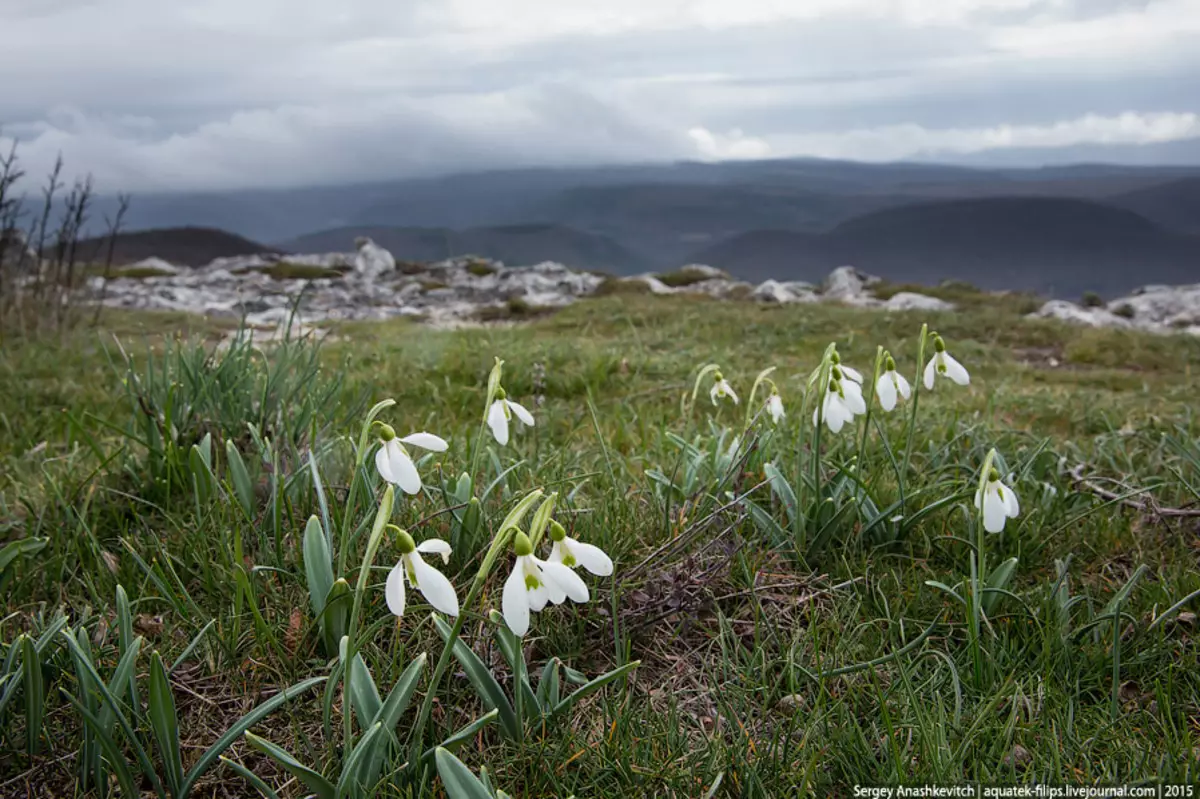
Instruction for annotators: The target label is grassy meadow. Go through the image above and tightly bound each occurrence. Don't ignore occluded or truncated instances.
[1,291,1199,796]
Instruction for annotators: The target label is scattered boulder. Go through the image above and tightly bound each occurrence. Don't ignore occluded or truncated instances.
[354,237,396,279]
[752,279,819,304]
[823,265,882,306]
[883,292,954,312]
[1030,300,1133,329]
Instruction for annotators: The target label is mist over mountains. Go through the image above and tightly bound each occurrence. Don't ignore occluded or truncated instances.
[83,157,1200,298]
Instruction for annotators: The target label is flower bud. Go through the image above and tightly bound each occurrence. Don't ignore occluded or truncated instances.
[393,527,416,554]
[513,531,533,556]
[549,520,567,542]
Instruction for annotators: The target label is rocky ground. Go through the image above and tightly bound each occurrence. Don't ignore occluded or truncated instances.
[81,240,1200,337]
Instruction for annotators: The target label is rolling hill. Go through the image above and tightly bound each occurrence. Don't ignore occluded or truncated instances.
[280,224,648,272]
[60,226,281,267]
[1108,177,1200,234]
[686,197,1200,298]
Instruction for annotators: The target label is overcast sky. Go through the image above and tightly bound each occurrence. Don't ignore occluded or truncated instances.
[2,0,1198,191]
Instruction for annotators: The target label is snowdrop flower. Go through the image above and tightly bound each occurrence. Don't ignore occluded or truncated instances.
[923,334,970,389]
[876,355,912,412]
[487,387,535,446]
[547,520,613,576]
[385,528,459,618]
[710,371,738,406]
[974,468,1020,533]
[375,424,448,495]
[502,531,589,637]
[765,389,785,424]
[836,367,868,416]
[813,380,856,433]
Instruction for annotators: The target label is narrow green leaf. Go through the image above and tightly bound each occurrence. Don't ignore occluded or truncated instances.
[170,620,215,675]
[147,652,184,796]
[432,615,519,740]
[983,557,1020,615]
[490,622,539,716]
[219,756,281,799]
[434,748,494,799]
[764,463,797,526]
[336,722,384,799]
[180,675,325,796]
[225,439,256,518]
[536,658,561,715]
[304,515,335,618]
[21,636,43,755]
[423,709,499,763]
[244,732,335,799]
[60,690,141,799]
[345,651,383,731]
[550,661,640,722]
[0,537,47,577]
[373,653,426,733]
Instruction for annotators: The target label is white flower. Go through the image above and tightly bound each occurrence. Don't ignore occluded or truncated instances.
[385,531,459,618]
[765,391,785,424]
[710,371,738,406]
[923,335,970,389]
[374,426,449,495]
[973,470,1020,533]
[838,371,867,416]
[838,364,864,384]
[813,383,855,433]
[547,521,613,576]
[876,357,912,412]
[502,532,589,637]
[486,389,535,446]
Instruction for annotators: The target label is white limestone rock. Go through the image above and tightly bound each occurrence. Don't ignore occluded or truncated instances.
[883,292,954,312]
[752,279,819,304]
[354,237,396,280]
[823,265,882,305]
[1029,300,1133,328]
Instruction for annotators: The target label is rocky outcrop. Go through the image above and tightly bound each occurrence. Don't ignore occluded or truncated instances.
[1029,284,1200,336]
[81,241,957,330]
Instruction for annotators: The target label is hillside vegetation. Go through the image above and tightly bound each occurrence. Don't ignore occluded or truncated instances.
[1,295,1198,794]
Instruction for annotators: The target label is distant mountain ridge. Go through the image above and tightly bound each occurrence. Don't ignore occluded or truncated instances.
[68,156,1200,298]
[66,226,281,267]
[686,197,1200,298]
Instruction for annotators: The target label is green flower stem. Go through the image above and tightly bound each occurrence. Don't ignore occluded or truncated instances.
[342,484,395,753]
[855,347,885,503]
[339,399,396,574]
[899,325,929,515]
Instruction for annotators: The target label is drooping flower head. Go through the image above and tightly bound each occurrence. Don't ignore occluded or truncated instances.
[487,386,535,446]
[974,467,1020,533]
[876,353,912,412]
[923,333,970,390]
[547,520,613,576]
[501,530,588,637]
[384,527,459,618]
[710,370,739,406]
[813,371,856,433]
[375,423,449,495]
[765,388,785,425]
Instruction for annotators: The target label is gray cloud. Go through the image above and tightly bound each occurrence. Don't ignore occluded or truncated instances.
[1,0,1198,191]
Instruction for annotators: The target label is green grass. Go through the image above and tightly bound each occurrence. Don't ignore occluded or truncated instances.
[1,294,1199,796]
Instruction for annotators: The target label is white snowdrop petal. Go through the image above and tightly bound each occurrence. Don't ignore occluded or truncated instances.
[411,554,459,616]
[1004,484,1020,518]
[507,400,535,427]
[502,564,530,636]
[401,432,448,452]
[570,541,614,576]
[943,354,970,386]
[385,562,406,617]
[923,357,937,390]
[375,446,397,484]
[983,488,1008,533]
[841,366,864,384]
[487,400,510,446]
[387,441,422,495]
[895,373,912,400]
[416,538,452,564]
[876,376,897,412]
[539,560,590,603]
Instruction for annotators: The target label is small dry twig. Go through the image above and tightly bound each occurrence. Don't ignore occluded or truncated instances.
[1067,463,1200,519]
